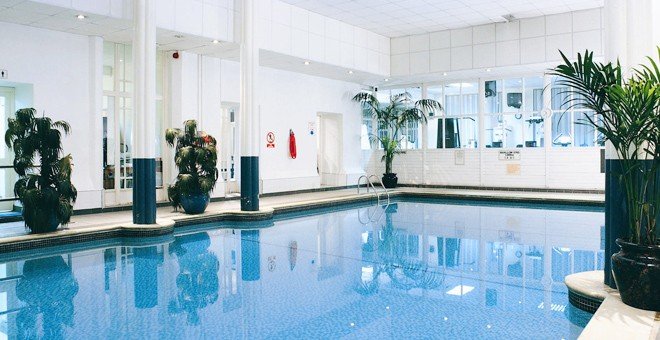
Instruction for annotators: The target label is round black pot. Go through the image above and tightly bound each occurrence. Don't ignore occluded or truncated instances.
[611,238,660,311]
[381,173,398,189]
[26,210,60,234]
[180,193,210,215]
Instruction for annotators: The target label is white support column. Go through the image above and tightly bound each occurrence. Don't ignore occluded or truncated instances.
[132,0,157,224]
[421,84,428,184]
[239,0,260,211]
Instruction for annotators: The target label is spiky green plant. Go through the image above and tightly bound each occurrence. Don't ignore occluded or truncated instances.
[4,108,77,233]
[165,120,218,210]
[352,91,442,174]
[549,50,660,245]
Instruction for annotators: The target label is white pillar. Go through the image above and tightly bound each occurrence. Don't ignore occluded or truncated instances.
[239,0,260,210]
[132,0,157,224]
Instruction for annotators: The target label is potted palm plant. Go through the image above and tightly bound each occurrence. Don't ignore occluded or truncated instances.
[353,91,442,188]
[550,50,660,311]
[5,108,77,233]
[166,120,218,214]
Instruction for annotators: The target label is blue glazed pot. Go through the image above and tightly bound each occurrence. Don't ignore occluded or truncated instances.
[180,193,210,215]
[26,210,60,234]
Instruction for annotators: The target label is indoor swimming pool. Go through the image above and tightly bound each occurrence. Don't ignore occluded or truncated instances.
[0,199,604,339]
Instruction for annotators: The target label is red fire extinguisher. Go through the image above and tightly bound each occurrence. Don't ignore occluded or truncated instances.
[289,129,297,159]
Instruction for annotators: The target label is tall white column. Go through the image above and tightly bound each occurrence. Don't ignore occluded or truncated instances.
[132,0,157,224]
[239,0,260,211]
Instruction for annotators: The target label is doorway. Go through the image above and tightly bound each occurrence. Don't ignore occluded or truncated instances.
[0,87,16,211]
[317,113,344,187]
[221,103,240,197]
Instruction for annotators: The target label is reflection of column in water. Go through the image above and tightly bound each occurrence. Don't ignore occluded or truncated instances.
[241,230,261,281]
[240,229,261,339]
[133,246,159,309]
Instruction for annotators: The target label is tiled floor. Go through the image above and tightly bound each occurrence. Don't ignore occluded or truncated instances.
[0,187,604,241]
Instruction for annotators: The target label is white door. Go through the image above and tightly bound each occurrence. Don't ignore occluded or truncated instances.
[0,87,16,211]
[317,113,344,187]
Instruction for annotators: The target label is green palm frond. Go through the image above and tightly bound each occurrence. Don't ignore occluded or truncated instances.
[165,120,219,209]
[5,109,76,232]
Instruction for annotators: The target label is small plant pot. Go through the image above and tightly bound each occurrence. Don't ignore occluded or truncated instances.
[611,238,660,311]
[180,193,210,215]
[381,173,398,189]
[26,210,60,234]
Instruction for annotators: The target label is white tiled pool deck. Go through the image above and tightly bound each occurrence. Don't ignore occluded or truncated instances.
[566,271,660,340]
[0,187,604,241]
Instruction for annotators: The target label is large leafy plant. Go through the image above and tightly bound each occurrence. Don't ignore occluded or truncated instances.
[550,50,660,245]
[165,120,218,210]
[352,92,442,174]
[5,108,77,232]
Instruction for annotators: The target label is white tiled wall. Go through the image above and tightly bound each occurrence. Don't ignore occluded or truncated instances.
[257,0,390,75]
[390,8,603,76]
[363,148,604,190]
[32,0,237,42]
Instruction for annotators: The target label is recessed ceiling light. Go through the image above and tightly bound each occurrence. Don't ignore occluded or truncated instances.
[303,61,310,65]
[443,72,448,76]
[212,39,219,44]
[76,14,86,20]
[486,68,491,72]
[384,78,389,82]
[347,70,353,74]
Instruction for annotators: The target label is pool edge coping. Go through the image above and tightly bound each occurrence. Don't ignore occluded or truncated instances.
[0,189,604,255]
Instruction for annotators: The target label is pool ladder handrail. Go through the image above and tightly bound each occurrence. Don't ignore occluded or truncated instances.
[357,175,390,206]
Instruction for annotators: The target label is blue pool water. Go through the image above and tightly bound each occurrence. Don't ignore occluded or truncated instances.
[0,200,604,339]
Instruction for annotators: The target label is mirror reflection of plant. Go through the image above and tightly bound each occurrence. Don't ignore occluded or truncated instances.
[16,256,79,339]
[5,108,77,231]
[165,120,218,210]
[167,232,220,325]
[352,92,442,174]
[550,50,660,245]
[357,205,444,295]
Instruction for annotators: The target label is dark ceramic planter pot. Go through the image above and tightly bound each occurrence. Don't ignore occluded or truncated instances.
[381,173,398,189]
[26,210,60,234]
[180,193,210,215]
[611,238,660,311]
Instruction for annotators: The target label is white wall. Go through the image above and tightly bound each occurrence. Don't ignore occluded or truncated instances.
[170,55,366,195]
[256,0,390,76]
[390,8,603,76]
[0,22,102,209]
[257,66,364,193]
[363,148,604,191]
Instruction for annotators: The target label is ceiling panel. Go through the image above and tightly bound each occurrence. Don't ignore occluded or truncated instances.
[280,0,604,37]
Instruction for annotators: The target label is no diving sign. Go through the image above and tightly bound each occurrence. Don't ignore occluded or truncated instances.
[266,132,275,148]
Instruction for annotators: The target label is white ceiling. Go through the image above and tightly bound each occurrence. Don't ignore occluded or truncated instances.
[0,0,239,59]
[279,0,604,37]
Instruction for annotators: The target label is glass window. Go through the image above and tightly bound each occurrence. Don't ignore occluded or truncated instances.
[484,80,501,114]
[524,112,545,147]
[103,95,116,189]
[503,78,523,114]
[103,42,115,92]
[552,112,572,147]
[574,111,597,147]
[103,42,166,191]
[485,77,545,148]
[443,117,478,149]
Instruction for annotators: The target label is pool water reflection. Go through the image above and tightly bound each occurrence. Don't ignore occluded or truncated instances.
[0,201,604,339]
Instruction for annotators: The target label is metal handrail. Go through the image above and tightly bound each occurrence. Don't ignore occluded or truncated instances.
[357,175,390,205]
[367,175,390,204]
